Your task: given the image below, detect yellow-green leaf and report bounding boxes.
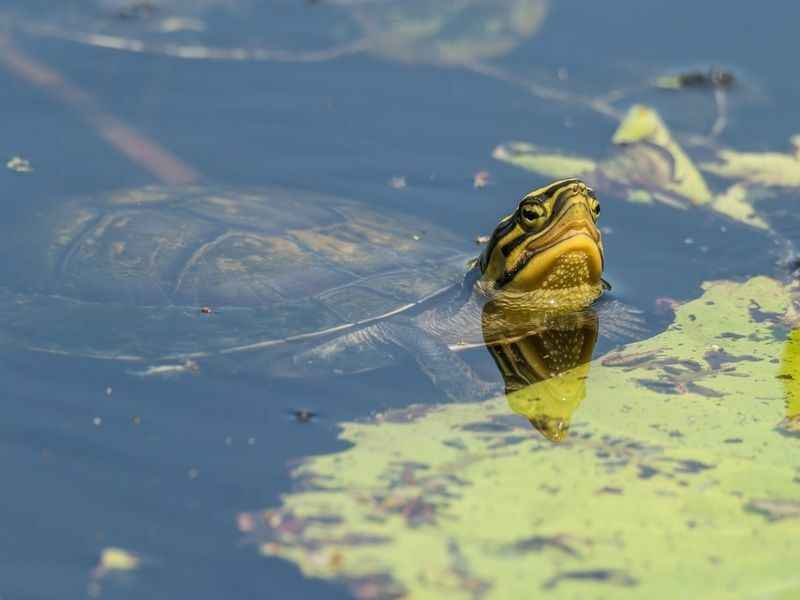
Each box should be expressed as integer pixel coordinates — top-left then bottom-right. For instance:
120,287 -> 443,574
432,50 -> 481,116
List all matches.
241,277 -> 800,599
492,142 -> 598,180
493,106 -> 713,211
611,105 -> 712,205
710,183 -> 772,230
700,136 -> 800,188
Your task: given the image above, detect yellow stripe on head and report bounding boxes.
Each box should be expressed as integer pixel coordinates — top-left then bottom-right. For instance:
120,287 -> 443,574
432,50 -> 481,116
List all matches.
477,179 -> 604,311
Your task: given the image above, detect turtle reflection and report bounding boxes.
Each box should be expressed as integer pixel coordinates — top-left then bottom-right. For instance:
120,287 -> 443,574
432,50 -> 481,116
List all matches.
482,300 -> 598,442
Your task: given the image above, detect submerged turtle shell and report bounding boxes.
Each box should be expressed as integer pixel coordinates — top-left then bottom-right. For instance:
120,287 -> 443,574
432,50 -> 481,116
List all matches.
0,186 -> 470,359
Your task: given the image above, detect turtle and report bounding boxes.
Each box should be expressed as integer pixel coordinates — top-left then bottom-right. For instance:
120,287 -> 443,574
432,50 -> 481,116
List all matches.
0,178 -> 630,407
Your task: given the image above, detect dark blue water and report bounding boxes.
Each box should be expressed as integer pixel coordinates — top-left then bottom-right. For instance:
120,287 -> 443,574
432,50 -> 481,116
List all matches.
0,1 -> 797,598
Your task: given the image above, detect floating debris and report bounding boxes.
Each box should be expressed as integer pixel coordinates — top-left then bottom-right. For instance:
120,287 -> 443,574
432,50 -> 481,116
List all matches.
653,67 -> 734,90
91,547 -> 142,580
133,359 -> 199,377
387,176 -> 406,190
6,156 -> 33,172
200,306 -> 214,314
473,170 -> 492,189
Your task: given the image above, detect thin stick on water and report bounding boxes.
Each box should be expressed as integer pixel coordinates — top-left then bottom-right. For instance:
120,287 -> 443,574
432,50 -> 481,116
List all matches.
462,60 -> 625,121
0,33 -> 202,184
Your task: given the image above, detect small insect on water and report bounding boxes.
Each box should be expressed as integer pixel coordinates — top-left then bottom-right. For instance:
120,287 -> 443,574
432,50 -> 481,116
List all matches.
294,409 -> 315,423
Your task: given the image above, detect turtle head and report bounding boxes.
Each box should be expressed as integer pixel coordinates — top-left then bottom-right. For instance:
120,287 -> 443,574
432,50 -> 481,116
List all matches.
477,179 -> 604,311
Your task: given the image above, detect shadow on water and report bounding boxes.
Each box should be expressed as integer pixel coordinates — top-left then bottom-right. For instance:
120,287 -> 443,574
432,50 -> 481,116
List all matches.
1,0 -> 799,597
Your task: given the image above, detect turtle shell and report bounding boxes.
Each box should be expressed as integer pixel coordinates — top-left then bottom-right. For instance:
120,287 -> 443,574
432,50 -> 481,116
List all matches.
0,186 -> 470,360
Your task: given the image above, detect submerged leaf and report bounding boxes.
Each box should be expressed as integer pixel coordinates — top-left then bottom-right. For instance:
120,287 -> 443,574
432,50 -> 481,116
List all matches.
344,0 -> 548,64
611,105 -> 712,205
241,277 -> 800,598
493,105 -> 713,211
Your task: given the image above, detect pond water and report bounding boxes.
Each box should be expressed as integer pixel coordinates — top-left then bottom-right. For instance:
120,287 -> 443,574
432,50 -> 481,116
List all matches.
0,1 -> 798,598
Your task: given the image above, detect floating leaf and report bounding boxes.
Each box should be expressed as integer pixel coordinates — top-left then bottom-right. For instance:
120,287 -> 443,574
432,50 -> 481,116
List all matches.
492,142 -> 598,180
241,277 -> 800,598
700,135 -> 800,188
91,547 -> 142,580
493,106 -> 713,211
710,183 -> 772,230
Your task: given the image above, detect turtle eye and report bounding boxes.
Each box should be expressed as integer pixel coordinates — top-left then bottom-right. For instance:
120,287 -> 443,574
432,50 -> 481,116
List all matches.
519,197 -> 548,228
587,189 -> 601,220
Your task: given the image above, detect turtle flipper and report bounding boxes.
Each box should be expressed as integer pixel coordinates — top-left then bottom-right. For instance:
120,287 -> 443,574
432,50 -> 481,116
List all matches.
292,320 -> 500,402
595,299 -> 647,341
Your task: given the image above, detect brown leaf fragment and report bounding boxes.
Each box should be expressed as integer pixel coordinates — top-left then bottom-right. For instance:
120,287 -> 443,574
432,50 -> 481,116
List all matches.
746,498 -> 800,521
655,297 -> 680,313
237,512 -> 255,533
349,574 -> 408,600
776,414 -> 800,437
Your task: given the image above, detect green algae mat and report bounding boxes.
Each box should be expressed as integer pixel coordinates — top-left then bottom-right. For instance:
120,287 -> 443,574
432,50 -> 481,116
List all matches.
240,276 -> 800,598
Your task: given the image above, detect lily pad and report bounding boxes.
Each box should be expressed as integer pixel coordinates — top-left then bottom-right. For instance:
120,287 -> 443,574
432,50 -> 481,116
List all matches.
241,277 -> 800,598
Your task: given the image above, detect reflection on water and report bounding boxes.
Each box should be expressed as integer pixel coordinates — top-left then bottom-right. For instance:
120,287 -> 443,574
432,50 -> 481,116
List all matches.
7,0 -> 547,65
778,323 -> 800,436
483,303 -> 597,441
